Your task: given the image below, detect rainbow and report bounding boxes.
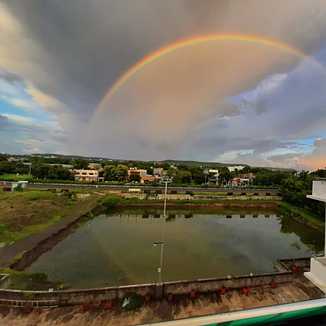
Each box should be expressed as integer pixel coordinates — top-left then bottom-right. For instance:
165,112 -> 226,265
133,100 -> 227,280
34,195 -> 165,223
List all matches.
98,33 -> 306,110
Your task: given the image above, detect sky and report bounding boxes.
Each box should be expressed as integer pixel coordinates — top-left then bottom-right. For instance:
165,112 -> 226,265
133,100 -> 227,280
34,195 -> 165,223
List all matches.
0,0 -> 326,170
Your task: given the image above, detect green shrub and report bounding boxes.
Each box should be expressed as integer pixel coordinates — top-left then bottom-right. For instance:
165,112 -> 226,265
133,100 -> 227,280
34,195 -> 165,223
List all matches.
101,196 -> 120,209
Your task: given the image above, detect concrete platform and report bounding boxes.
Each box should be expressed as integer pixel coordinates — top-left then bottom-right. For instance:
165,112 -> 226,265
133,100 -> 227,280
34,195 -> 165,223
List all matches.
305,257 -> 326,294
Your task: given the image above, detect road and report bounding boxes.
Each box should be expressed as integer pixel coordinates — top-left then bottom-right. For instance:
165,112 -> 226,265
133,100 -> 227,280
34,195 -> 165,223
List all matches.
27,182 -> 279,194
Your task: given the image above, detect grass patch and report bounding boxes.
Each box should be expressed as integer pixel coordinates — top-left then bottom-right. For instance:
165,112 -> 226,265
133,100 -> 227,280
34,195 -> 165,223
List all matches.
0,190 -> 100,246
22,190 -> 56,201
0,174 -> 33,182
279,202 -> 325,231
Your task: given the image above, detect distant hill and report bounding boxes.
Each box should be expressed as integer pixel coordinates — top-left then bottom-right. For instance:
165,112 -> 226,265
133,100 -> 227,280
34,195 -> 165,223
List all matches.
3,153 -> 296,171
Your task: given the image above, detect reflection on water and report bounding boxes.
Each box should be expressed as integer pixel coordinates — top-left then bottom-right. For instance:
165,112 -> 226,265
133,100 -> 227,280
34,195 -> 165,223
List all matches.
27,209 -> 323,288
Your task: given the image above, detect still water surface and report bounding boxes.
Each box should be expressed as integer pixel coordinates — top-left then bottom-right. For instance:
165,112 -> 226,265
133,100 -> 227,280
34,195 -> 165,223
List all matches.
27,209 -> 323,288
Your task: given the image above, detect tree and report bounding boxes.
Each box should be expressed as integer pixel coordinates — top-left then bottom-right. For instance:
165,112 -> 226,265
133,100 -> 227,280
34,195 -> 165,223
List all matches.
280,173 -> 324,218
73,159 -> 88,169
31,164 -> 50,179
312,169 -> 326,178
104,164 -> 128,181
189,166 -> 205,184
47,166 -> 73,180
0,161 -> 17,174
129,173 -> 141,182
174,170 -> 192,184
167,167 -> 177,178
104,165 -> 116,181
115,164 -> 128,181
254,170 -> 292,187
219,167 -> 232,185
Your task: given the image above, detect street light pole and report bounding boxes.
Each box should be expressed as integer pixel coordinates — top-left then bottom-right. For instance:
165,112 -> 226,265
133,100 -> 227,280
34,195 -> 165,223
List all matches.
163,180 -> 168,218
153,177 -> 170,285
153,241 -> 164,284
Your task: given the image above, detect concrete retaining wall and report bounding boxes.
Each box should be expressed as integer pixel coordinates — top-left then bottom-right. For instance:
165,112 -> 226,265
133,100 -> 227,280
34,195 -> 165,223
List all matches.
0,272 -> 294,308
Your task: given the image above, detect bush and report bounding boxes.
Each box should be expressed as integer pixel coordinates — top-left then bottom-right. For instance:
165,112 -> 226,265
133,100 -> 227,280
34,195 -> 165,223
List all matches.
101,196 -> 120,209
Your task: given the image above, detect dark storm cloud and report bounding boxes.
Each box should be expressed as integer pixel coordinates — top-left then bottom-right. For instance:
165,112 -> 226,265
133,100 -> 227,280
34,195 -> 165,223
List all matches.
2,0 -> 205,119
3,0 -> 326,120
2,0 -> 326,168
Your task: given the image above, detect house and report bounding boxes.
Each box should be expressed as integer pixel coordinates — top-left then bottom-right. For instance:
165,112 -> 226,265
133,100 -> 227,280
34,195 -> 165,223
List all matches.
239,173 -> 255,182
7,157 -> 19,162
230,177 -> 250,187
140,175 -> 157,184
227,165 -> 246,173
73,169 -> 102,182
128,168 -> 147,179
153,167 -> 165,177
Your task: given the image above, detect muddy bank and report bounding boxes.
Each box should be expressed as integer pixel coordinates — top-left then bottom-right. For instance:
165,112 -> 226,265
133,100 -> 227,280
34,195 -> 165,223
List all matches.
115,200 -> 280,209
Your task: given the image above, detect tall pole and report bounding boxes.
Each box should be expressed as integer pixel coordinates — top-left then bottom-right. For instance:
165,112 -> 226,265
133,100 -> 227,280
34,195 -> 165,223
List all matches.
158,243 -> 164,284
163,180 -> 168,218
160,180 -> 168,284
155,180 -> 168,284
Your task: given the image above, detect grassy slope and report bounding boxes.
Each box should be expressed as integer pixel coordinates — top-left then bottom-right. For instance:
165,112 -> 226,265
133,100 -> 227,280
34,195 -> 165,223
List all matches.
0,190 -> 100,245
279,201 -> 325,231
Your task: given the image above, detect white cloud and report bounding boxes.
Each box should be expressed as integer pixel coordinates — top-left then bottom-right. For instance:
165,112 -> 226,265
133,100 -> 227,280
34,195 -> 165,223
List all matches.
26,83 -> 64,112
1,113 -> 35,126
2,97 -> 35,111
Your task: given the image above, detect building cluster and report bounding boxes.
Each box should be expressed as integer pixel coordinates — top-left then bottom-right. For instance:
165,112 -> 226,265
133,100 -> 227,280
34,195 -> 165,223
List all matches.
205,166 -> 255,187
128,167 -> 166,184
72,164 -> 168,184
229,173 -> 255,187
1,155 -> 257,187
73,169 -> 104,183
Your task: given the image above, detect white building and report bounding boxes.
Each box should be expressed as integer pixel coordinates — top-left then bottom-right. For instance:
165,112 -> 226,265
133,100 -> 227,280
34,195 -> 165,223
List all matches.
153,167 -> 165,177
227,165 -> 246,173
74,169 -> 100,182
208,169 -> 219,185
305,180 -> 326,293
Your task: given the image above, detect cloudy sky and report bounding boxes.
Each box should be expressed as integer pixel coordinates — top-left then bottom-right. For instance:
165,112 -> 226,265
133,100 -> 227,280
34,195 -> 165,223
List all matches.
0,0 -> 326,170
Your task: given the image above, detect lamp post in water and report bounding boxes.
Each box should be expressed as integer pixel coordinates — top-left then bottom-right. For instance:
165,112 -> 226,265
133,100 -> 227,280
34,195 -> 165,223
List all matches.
153,241 -> 164,284
153,177 -> 171,285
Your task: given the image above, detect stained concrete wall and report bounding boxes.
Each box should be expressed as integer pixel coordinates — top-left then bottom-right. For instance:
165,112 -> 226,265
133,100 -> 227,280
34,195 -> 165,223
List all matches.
0,272 -> 294,307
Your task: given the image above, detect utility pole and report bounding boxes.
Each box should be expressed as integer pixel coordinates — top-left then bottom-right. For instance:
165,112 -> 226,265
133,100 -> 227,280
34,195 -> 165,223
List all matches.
163,179 -> 168,218
153,177 -> 171,285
